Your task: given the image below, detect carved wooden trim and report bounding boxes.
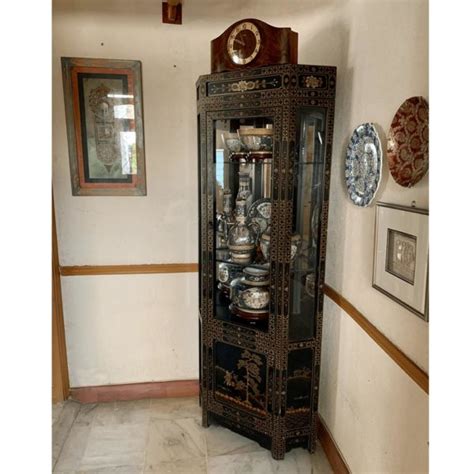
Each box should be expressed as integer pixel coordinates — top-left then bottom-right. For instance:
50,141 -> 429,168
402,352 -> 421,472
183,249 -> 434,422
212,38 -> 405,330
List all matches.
323,284 -> 429,394
69,379 -> 199,403
60,263 -> 199,276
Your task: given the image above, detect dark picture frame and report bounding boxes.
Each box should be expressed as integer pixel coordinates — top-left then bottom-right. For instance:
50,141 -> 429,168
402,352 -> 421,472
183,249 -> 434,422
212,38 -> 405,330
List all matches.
61,57 -> 146,196
372,202 -> 429,321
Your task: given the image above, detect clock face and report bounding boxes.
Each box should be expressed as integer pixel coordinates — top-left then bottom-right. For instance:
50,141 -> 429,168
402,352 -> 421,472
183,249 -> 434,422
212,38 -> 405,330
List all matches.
227,22 -> 261,65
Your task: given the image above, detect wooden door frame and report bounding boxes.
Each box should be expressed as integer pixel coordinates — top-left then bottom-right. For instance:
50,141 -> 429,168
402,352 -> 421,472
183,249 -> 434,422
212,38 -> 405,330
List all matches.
52,193 -> 70,402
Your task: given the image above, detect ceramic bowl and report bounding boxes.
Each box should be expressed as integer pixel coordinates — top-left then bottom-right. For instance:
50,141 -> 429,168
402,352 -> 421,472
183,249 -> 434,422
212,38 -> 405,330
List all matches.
230,276 -> 269,310
222,132 -> 246,153
243,267 -> 270,286
238,128 -> 273,152
239,286 -> 270,310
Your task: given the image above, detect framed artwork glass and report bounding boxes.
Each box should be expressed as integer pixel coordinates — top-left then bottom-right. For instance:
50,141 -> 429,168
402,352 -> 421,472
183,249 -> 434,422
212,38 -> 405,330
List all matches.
61,57 -> 146,196
372,202 -> 428,321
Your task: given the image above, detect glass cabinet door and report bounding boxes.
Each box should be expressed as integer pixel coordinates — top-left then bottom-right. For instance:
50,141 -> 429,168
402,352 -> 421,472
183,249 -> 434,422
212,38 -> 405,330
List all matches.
212,117 -> 274,332
289,108 -> 326,341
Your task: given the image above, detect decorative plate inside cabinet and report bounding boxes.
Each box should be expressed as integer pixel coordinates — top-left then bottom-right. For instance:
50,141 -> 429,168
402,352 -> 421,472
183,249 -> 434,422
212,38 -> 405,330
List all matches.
387,96 -> 429,187
247,198 -> 271,234
345,123 -> 383,207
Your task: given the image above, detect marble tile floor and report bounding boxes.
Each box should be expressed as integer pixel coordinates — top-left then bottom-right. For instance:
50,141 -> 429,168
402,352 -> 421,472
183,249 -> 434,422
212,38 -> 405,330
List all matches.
52,397 -> 333,474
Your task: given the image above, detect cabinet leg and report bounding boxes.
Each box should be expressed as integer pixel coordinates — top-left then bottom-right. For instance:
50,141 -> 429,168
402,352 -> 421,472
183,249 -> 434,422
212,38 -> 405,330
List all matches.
308,433 -> 317,454
271,436 -> 286,460
202,409 -> 210,428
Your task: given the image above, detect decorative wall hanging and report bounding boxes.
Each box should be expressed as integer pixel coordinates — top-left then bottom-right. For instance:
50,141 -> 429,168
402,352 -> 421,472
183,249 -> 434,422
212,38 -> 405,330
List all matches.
162,1 -> 182,24
387,96 -> 429,187
345,123 -> 382,207
61,57 -> 146,196
372,202 -> 429,321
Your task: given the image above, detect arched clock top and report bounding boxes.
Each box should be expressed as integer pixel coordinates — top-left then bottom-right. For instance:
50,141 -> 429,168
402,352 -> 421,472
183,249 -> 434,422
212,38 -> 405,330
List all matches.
211,18 -> 298,73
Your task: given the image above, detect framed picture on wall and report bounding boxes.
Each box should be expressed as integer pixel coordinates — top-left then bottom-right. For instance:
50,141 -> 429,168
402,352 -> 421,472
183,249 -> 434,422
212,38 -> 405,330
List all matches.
372,202 -> 429,321
61,57 -> 146,196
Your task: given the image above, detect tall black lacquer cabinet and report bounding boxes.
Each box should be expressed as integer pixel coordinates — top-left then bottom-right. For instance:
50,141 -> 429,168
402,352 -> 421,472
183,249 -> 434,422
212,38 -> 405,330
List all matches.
196,64 -> 336,460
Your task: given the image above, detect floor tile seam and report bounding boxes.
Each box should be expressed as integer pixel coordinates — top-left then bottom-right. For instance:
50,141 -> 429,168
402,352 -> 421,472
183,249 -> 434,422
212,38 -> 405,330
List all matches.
141,417 -> 152,472
174,418 -> 208,459
52,403 -> 65,426
92,420 -> 151,428
142,458 -> 206,469
77,403 -> 100,428
74,464 -> 144,473
203,420 -> 209,474
79,458 -> 146,472
55,422 -> 96,472
148,414 -> 198,421
53,401 -> 81,472
207,446 -> 267,458
77,414 -> 150,471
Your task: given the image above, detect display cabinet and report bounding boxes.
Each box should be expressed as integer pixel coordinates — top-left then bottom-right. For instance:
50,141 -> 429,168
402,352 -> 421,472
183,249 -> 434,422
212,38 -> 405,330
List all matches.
197,63 -> 336,460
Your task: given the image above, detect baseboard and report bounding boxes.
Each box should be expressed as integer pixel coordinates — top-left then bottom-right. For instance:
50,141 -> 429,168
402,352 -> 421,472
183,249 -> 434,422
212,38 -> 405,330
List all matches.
69,379 -> 199,403
317,414 -> 351,473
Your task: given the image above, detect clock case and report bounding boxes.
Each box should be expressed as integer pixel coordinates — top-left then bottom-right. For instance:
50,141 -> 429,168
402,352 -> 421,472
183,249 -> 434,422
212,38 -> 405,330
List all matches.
211,18 -> 298,73
196,63 -> 337,460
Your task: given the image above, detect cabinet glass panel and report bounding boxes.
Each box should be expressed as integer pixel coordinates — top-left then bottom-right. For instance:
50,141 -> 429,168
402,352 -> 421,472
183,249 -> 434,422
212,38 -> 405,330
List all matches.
289,108 -> 326,341
213,117 -> 273,332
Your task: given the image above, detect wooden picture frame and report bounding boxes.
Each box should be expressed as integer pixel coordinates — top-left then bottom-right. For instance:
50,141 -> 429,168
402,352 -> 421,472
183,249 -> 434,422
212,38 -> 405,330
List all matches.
372,202 -> 429,321
61,57 -> 146,196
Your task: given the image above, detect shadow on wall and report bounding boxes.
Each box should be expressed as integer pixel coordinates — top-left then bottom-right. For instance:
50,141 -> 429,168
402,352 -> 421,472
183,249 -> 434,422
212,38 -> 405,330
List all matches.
302,17 -> 352,427
373,124 -> 389,198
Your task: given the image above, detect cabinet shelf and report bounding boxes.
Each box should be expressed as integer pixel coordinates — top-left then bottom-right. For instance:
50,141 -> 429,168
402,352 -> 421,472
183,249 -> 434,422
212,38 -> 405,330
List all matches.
215,257 -> 317,274
215,160 -> 324,166
215,258 -> 269,270
215,297 -> 269,332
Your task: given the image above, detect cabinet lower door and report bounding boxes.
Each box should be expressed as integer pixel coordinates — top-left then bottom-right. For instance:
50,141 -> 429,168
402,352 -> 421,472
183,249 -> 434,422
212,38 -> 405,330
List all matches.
213,341 -> 268,417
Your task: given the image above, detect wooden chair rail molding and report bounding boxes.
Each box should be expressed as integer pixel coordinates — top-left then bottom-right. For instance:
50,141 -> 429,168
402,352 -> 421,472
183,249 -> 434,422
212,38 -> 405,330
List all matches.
58,263 -> 428,394
323,284 -> 429,394
59,263 -> 199,276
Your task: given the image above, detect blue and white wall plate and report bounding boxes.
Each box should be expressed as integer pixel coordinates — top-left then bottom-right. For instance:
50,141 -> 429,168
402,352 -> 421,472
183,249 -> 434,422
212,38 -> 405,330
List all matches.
345,123 -> 382,207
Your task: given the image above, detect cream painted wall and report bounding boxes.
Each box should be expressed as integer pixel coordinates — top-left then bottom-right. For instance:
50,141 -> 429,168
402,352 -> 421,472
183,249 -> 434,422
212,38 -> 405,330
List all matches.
320,299 -> 428,473
61,273 -> 198,386
52,0 -> 351,385
315,1 -> 429,472
325,0 -> 429,373
53,0 -> 428,471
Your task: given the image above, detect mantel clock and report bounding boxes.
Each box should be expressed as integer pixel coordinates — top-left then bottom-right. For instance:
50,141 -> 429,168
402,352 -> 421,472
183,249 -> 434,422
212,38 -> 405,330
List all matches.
211,18 -> 298,73
197,19 -> 337,460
